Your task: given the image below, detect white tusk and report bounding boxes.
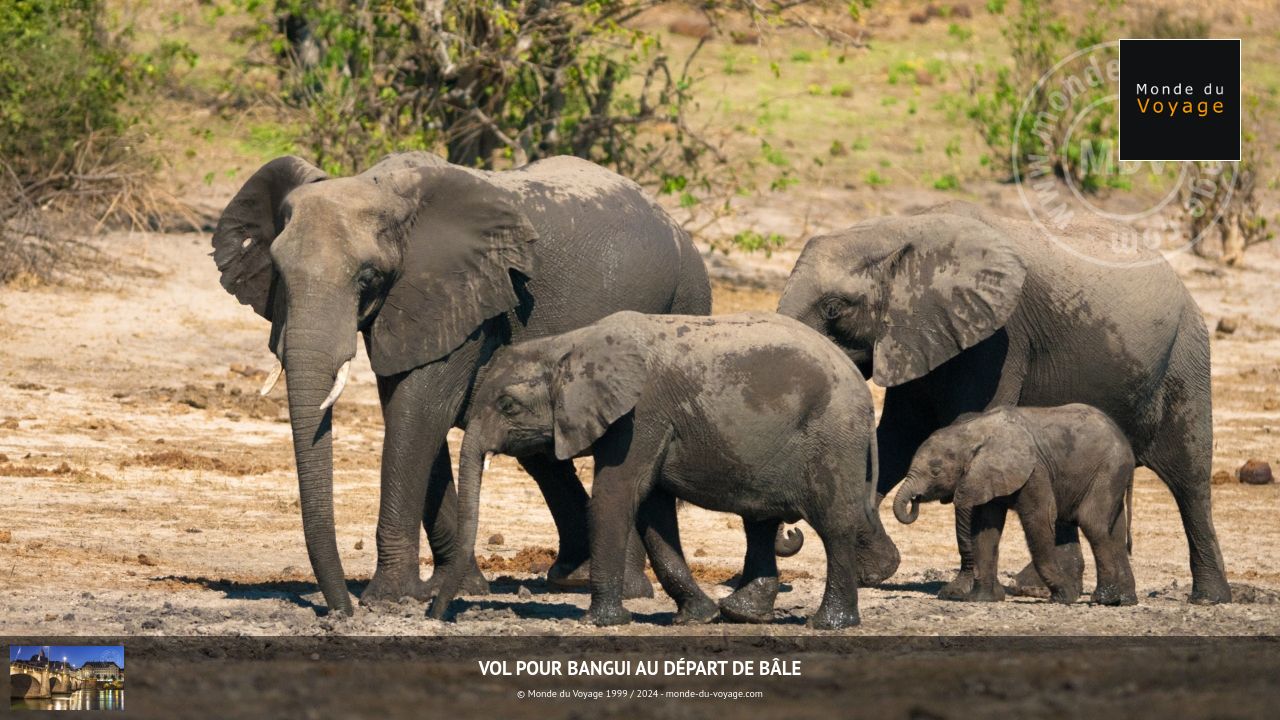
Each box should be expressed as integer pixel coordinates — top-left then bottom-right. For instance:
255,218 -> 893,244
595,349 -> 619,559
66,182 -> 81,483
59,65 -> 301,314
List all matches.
260,362 -> 283,396
483,452 -> 493,471
319,360 -> 351,411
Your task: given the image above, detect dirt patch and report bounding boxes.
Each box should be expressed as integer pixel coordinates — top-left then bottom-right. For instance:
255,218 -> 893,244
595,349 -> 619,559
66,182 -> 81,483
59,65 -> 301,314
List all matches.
477,546 -> 558,574
121,449 -> 280,475
0,460 -> 110,482
1229,583 -> 1280,604
0,460 -> 76,477
132,383 -> 286,421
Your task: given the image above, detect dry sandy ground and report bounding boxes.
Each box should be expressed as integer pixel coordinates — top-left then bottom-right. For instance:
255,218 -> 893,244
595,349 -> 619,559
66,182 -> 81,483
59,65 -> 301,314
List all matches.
1,215 -> 1279,638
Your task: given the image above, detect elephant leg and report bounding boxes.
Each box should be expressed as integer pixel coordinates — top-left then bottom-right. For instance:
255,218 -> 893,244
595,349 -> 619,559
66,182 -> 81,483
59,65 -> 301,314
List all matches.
420,442 -> 488,597
584,416 -> 665,627
363,359 -> 484,604
1006,523 -> 1083,599
1016,490 -> 1078,605
808,512 -> 861,630
967,503 -> 1007,602
1080,508 -> 1137,606
937,505 -> 976,600
517,454 -> 590,583
1140,424 -> 1231,604
518,454 -> 652,599
720,519 -> 782,624
637,488 -> 717,625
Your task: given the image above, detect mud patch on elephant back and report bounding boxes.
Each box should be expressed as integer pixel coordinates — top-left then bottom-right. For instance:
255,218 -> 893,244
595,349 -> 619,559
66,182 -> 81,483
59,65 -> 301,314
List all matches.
723,345 -> 831,417
122,450 -> 280,476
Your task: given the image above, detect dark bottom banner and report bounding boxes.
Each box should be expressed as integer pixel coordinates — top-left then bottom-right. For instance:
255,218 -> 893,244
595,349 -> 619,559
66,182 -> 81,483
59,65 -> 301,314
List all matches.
5,636 -> 1279,719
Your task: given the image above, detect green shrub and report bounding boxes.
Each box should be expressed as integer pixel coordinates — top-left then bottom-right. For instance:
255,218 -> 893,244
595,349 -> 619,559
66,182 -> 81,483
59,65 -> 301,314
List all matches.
933,173 -> 960,190
957,0 -> 1120,190
0,0 -> 195,285
238,0 -> 712,179
0,0 -> 135,182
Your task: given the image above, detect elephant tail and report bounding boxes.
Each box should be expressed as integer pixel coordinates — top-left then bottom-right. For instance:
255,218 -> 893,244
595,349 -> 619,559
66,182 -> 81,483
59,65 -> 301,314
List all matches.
774,525 -> 804,557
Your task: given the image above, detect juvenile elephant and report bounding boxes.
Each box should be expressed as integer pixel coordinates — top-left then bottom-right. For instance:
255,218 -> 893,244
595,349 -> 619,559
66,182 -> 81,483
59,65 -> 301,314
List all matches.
212,152 -> 710,613
777,201 -> 1229,604
428,311 -> 898,629
893,405 -> 1137,606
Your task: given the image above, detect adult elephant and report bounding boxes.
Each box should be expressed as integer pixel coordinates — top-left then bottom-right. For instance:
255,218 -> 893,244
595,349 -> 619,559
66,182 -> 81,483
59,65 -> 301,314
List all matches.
212,151 -> 711,614
777,201 -> 1230,604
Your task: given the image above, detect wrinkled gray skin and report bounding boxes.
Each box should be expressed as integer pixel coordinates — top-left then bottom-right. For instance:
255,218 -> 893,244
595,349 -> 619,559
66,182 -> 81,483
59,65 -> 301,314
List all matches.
894,405 -> 1137,606
778,201 -> 1229,604
429,311 -> 897,630
211,152 -> 710,614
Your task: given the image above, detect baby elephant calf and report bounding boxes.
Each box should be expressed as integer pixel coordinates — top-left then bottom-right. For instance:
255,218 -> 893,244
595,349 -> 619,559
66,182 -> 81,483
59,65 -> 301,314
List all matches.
429,311 -> 891,629
893,404 -> 1136,606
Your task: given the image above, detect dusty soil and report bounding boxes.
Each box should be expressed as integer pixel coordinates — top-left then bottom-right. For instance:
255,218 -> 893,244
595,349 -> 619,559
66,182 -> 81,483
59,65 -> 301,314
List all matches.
2,216 -> 1279,638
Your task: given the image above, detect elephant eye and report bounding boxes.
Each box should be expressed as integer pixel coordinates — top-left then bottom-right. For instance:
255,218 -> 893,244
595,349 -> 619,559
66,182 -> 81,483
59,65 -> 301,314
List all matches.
356,267 -> 382,291
820,297 -> 848,320
496,394 -> 521,416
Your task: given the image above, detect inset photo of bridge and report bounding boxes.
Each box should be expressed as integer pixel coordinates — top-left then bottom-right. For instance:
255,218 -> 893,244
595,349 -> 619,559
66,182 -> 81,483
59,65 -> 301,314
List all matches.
9,646 -> 124,711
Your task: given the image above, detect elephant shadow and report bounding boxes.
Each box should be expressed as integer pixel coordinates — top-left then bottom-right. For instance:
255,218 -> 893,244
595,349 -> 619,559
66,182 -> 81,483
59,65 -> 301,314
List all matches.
871,580 -> 948,596
435,598 -> 585,622
152,575 -> 369,614
475,575 -> 808,627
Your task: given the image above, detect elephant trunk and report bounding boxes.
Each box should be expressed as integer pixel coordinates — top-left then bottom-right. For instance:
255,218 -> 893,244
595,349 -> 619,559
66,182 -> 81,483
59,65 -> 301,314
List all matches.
427,427 -> 487,620
774,525 -> 804,557
282,290 -> 359,616
284,362 -> 351,614
893,475 -> 922,525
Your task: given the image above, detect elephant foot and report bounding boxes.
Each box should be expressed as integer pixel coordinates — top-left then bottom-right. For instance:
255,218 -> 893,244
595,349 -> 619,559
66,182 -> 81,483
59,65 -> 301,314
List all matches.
808,604 -> 860,630
585,602 -> 632,627
966,583 -> 1005,603
718,577 -> 780,624
937,569 -> 975,601
546,558 -> 654,599
673,594 -> 720,625
856,534 -> 901,586
361,572 -> 434,605
1189,578 -> 1232,605
1006,561 -> 1083,600
1092,585 -> 1138,606
546,556 -> 590,590
1004,562 -> 1049,598
361,561 -> 489,605
1048,586 -> 1080,605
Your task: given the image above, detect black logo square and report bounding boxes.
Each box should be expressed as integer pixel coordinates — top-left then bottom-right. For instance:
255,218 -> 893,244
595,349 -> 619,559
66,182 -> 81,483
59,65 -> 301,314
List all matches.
1119,39 -> 1240,161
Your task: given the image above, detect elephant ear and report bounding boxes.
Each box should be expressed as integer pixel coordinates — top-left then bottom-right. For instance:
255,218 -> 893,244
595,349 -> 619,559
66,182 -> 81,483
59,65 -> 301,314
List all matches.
954,410 -> 1037,508
368,166 -> 539,376
871,215 -> 1027,387
211,156 -> 327,319
550,321 -> 649,460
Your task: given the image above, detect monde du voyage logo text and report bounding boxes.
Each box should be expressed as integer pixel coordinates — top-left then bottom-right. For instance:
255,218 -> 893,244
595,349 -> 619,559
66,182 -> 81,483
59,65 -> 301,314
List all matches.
1119,39 -> 1241,161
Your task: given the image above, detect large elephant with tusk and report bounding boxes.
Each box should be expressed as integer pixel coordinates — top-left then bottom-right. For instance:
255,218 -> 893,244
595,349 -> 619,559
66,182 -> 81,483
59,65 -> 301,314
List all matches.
212,151 -> 711,614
